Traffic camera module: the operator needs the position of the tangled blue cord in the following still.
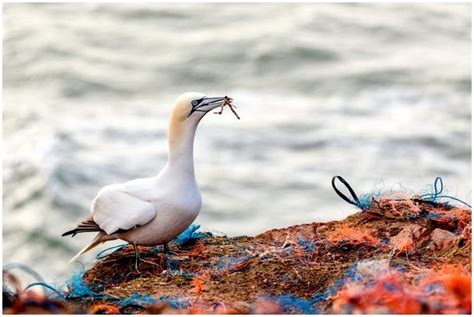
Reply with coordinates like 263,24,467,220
420,177,471,209
332,176,471,210
96,243,129,260
3,263,63,299
24,282,65,299
3,263,45,283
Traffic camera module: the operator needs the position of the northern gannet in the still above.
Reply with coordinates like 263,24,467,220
62,92,230,269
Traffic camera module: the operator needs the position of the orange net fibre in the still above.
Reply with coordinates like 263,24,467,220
332,264,471,314
326,223,380,246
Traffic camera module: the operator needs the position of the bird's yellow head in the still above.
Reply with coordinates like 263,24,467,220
168,92,227,151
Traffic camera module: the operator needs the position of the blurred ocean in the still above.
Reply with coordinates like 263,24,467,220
3,3,471,281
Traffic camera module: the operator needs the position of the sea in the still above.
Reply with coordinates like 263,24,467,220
3,3,471,281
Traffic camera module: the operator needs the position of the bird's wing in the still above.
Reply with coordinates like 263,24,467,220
91,187,156,235
62,215,101,237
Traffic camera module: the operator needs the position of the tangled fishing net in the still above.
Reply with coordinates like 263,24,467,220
3,177,471,314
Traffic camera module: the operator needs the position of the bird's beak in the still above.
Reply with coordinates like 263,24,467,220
190,96,226,116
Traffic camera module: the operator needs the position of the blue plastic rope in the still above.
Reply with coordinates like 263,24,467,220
96,243,129,260
24,282,65,299
3,263,45,283
420,177,471,209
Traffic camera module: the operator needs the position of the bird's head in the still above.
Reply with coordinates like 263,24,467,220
172,92,226,122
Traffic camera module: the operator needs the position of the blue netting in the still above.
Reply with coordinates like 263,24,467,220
166,258,180,271
298,239,316,252
173,224,210,246
64,272,169,309
17,269,112,302
65,271,99,299
263,259,367,313
216,255,251,271
274,294,318,314
158,296,190,309
427,212,441,219
119,292,157,308
165,258,194,280
367,177,471,210
357,193,373,210
420,177,471,208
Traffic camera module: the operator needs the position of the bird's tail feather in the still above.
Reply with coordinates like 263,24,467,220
69,232,106,263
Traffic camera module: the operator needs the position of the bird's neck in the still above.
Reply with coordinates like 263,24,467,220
166,116,199,177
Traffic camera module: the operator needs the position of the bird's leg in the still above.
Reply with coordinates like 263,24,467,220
132,242,141,272
163,242,177,255
163,242,171,254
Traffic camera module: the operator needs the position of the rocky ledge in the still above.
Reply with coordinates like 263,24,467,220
4,196,471,314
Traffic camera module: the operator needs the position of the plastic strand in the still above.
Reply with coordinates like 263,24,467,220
24,282,65,299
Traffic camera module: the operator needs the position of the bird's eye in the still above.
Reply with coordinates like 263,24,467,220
191,100,199,107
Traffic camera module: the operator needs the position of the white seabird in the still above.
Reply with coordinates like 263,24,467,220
62,92,230,268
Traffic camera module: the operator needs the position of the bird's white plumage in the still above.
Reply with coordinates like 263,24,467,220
91,184,156,235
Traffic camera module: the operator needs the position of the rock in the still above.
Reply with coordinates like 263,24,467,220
428,228,459,251
389,224,427,254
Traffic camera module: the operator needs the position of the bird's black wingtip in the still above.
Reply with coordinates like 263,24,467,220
61,229,76,237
